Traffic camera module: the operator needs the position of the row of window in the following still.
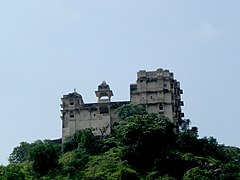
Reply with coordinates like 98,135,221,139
68,107,110,119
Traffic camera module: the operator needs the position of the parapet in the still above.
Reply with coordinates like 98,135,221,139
137,68,174,80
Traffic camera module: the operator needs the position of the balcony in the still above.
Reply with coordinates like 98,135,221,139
180,101,184,106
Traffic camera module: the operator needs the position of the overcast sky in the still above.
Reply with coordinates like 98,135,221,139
0,1,240,165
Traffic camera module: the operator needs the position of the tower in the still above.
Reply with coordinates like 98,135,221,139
61,91,84,138
95,81,113,115
130,68,184,126
95,81,113,103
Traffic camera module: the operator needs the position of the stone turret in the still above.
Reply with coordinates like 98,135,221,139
95,81,113,103
61,91,84,139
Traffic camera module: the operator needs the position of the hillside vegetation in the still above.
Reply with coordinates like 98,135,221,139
1,105,240,179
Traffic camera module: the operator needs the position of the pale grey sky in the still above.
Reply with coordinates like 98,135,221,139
0,1,240,165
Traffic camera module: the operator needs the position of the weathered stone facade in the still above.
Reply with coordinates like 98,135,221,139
61,69,184,141
130,68,184,125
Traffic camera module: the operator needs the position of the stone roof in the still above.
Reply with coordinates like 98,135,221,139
63,92,82,98
98,81,110,91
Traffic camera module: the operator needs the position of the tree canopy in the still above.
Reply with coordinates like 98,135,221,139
2,104,240,179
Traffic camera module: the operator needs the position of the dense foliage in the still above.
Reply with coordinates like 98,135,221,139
1,104,240,179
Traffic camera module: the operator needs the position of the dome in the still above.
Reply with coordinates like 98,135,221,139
63,91,82,99
98,81,110,91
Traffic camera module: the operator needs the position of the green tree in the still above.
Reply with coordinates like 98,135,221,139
0,165,5,179
113,113,176,172
176,127,199,154
182,167,211,180
3,164,25,180
220,162,240,179
114,114,175,146
4,103,240,179
198,137,219,157
8,142,31,164
99,136,118,153
146,172,176,180
116,104,147,121
59,148,89,178
63,128,99,155
221,146,240,161
28,140,61,177
83,147,140,179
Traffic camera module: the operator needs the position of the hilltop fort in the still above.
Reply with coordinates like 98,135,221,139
61,68,184,141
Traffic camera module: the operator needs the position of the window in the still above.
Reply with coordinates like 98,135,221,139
70,112,75,119
159,104,164,111
100,105,109,114
70,101,74,106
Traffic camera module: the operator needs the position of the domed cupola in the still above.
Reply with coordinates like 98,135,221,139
95,81,113,103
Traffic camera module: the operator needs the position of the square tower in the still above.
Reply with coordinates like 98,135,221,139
130,68,184,126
